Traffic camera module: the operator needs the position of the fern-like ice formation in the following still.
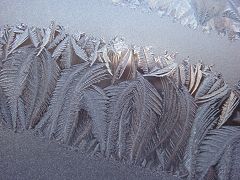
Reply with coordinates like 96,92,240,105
112,0,240,40
0,22,240,179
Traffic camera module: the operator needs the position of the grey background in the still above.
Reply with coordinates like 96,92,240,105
0,127,178,180
0,0,239,86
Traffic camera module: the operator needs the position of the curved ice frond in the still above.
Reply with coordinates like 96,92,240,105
36,63,109,153
0,45,59,131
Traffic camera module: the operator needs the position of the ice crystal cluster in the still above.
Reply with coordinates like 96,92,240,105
113,0,240,40
0,22,240,179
